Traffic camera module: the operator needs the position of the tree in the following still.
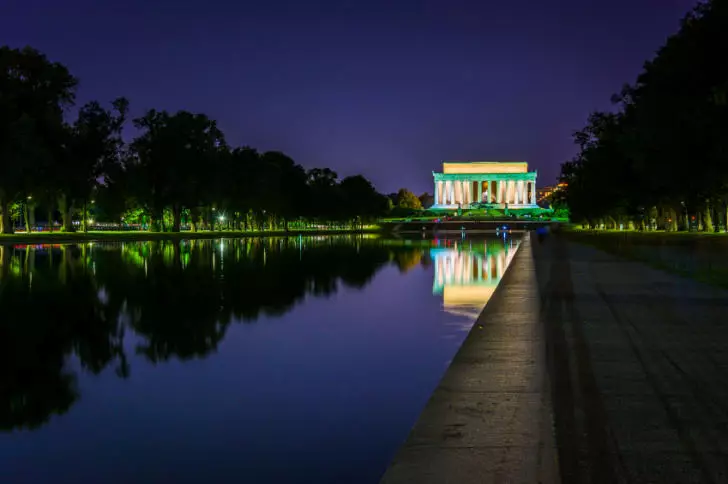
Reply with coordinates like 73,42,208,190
560,0,728,232
395,188,423,210
224,146,260,231
57,98,128,232
418,192,434,209
340,175,387,228
0,46,77,233
130,110,227,232
306,168,341,221
258,151,308,231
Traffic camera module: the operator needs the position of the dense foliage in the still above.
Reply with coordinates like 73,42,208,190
0,47,390,233
560,0,728,231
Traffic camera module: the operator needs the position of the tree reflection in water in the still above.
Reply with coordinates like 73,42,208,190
0,236,427,432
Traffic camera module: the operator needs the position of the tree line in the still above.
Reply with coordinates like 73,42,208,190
0,46,394,234
559,0,728,231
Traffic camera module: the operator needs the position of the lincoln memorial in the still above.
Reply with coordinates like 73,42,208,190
432,161,538,209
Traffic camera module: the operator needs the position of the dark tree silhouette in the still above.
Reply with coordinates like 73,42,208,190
561,1,728,232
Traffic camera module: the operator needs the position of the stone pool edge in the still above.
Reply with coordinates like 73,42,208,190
378,233,560,484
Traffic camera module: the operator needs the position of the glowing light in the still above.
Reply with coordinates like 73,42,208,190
88,219,94,225
218,215,225,222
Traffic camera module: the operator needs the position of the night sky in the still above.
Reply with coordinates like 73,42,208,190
3,0,697,193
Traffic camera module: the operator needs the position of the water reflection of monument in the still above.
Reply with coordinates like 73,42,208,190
431,238,520,318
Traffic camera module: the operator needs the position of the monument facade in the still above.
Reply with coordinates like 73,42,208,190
431,161,538,209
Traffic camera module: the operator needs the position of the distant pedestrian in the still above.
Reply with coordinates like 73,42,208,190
536,225,549,243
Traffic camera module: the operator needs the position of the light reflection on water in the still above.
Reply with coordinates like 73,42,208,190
0,235,521,484
431,237,520,320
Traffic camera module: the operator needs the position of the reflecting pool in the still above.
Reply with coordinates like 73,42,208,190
0,235,520,484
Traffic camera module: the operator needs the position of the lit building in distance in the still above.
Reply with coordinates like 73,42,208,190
432,161,538,209
536,182,567,205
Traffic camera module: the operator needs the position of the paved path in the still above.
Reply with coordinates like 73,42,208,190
380,235,559,484
534,235,728,484
382,234,728,483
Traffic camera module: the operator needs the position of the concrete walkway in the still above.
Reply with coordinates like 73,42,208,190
381,233,728,483
380,235,560,483
534,235,728,484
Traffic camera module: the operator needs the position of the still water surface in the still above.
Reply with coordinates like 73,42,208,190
0,235,519,484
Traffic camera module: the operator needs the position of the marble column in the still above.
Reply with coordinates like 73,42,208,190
521,181,526,205
531,181,536,205
521,181,527,205
477,181,482,204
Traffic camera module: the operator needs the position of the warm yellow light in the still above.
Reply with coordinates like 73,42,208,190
442,162,528,174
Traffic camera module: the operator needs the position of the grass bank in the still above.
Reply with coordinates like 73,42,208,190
563,229,728,288
0,227,382,244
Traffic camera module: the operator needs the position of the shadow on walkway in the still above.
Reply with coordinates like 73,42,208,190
534,233,728,484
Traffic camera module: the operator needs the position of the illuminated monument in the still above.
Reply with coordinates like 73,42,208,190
431,161,538,209
431,238,520,318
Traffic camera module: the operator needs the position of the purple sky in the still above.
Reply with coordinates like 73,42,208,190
3,0,696,194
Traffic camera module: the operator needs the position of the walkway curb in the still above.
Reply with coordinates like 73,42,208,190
379,234,560,484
